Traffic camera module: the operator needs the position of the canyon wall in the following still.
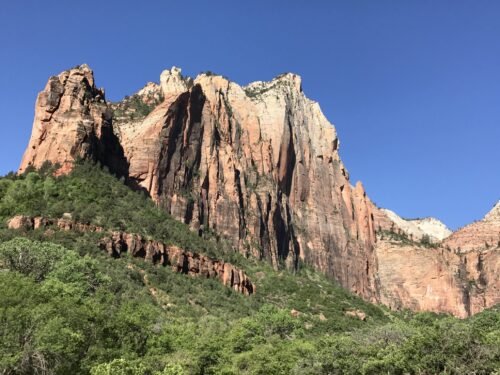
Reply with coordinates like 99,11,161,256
375,239,499,318
18,65,499,316
19,65,379,302
373,201,499,317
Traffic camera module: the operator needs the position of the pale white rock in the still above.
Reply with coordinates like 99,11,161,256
381,209,450,242
411,217,452,241
160,66,188,98
242,73,338,168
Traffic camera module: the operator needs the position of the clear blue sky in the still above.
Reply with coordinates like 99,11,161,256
1,1,498,229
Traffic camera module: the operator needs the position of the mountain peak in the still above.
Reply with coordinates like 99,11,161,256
484,200,500,222
244,72,303,96
274,72,302,91
380,209,451,242
160,66,189,97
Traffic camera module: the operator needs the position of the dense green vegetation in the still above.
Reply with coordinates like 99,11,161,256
0,163,499,374
377,226,438,249
113,93,164,122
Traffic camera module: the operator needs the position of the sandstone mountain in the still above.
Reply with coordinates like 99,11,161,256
442,201,500,252
19,65,127,177
375,202,500,318
18,65,499,317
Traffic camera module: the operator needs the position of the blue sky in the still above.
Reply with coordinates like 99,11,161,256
0,1,498,229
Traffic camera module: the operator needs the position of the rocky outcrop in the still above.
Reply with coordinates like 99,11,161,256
412,217,452,241
19,65,378,303
18,65,500,316
375,207,451,243
485,200,500,222
7,215,254,295
344,309,367,321
443,201,500,252
101,233,254,295
374,202,500,317
19,65,128,176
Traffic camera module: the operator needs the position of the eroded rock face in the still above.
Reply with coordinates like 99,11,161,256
443,201,500,252
373,202,500,317
112,70,379,301
375,207,451,243
19,66,379,301
7,215,254,295
18,65,499,316
375,239,499,318
19,65,127,176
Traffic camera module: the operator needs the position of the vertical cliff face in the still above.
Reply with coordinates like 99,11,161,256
18,65,499,316
372,202,499,317
19,65,378,301
19,65,128,176
113,69,379,301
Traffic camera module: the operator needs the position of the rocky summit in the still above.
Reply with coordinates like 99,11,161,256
19,64,499,317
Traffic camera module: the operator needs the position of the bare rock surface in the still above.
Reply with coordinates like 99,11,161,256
19,65,127,176
412,217,452,241
375,238,499,318
443,201,500,252
379,208,451,242
17,65,499,316
30,66,377,301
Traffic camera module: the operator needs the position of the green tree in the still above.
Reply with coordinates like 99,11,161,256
90,359,148,375
0,238,66,281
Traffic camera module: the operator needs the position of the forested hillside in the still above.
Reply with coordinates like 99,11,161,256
0,163,499,374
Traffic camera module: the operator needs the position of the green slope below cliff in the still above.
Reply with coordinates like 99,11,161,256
0,162,498,374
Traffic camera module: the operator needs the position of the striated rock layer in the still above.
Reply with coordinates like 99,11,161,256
372,201,499,318
19,65,379,302
19,65,128,176
443,201,500,252
18,65,500,316
7,215,254,295
375,239,499,318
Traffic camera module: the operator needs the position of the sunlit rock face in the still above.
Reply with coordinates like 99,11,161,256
443,201,500,252
19,65,127,176
19,65,379,302
375,239,499,318
19,65,499,316
375,208,451,243
372,202,499,318
110,68,379,301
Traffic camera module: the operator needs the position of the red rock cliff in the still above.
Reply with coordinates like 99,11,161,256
19,65,127,176
18,65,499,316
19,65,379,302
